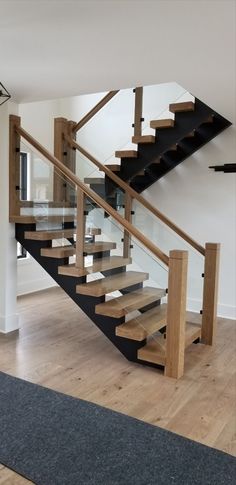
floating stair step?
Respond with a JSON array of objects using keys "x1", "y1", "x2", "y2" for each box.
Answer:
[
  {"x1": 116, "y1": 303, "x2": 167, "y2": 341},
  {"x1": 185, "y1": 322, "x2": 202, "y2": 347},
  {"x1": 76, "y1": 271, "x2": 149, "y2": 297},
  {"x1": 100, "y1": 164, "x2": 120, "y2": 172},
  {"x1": 84, "y1": 241, "x2": 116, "y2": 254},
  {"x1": 58, "y1": 256, "x2": 132, "y2": 277},
  {"x1": 138, "y1": 336, "x2": 166, "y2": 366},
  {"x1": 132, "y1": 135, "x2": 156, "y2": 144},
  {"x1": 87, "y1": 227, "x2": 101, "y2": 236},
  {"x1": 25, "y1": 228, "x2": 75, "y2": 241},
  {"x1": 169, "y1": 101, "x2": 195, "y2": 113},
  {"x1": 41, "y1": 241, "x2": 116, "y2": 258},
  {"x1": 41, "y1": 245, "x2": 75, "y2": 258},
  {"x1": 150, "y1": 119, "x2": 174, "y2": 129},
  {"x1": 25, "y1": 227, "x2": 101, "y2": 242},
  {"x1": 115, "y1": 150, "x2": 138, "y2": 159},
  {"x1": 137, "y1": 322, "x2": 202, "y2": 366},
  {"x1": 95, "y1": 287, "x2": 165, "y2": 318},
  {"x1": 84, "y1": 177, "x2": 104, "y2": 185},
  {"x1": 10, "y1": 215, "x2": 75, "y2": 224}
]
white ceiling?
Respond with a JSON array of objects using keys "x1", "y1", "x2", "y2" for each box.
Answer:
[{"x1": 1, "y1": 0, "x2": 235, "y2": 116}]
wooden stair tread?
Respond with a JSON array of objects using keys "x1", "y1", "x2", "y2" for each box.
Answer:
[
  {"x1": 10, "y1": 215, "x2": 75, "y2": 224},
  {"x1": 41, "y1": 241, "x2": 116, "y2": 258},
  {"x1": 116, "y1": 303, "x2": 167, "y2": 341},
  {"x1": 76, "y1": 271, "x2": 149, "y2": 297},
  {"x1": 132, "y1": 135, "x2": 156, "y2": 144},
  {"x1": 58, "y1": 256, "x2": 132, "y2": 277},
  {"x1": 25, "y1": 227, "x2": 101, "y2": 241},
  {"x1": 25, "y1": 228, "x2": 75, "y2": 241},
  {"x1": 84, "y1": 177, "x2": 104, "y2": 185},
  {"x1": 41, "y1": 245, "x2": 75, "y2": 258},
  {"x1": 150, "y1": 119, "x2": 174, "y2": 129},
  {"x1": 86, "y1": 227, "x2": 101, "y2": 235},
  {"x1": 169, "y1": 101, "x2": 195, "y2": 113},
  {"x1": 95, "y1": 287, "x2": 165, "y2": 318},
  {"x1": 100, "y1": 164, "x2": 120, "y2": 172},
  {"x1": 138, "y1": 335, "x2": 166, "y2": 366},
  {"x1": 115, "y1": 150, "x2": 138, "y2": 159},
  {"x1": 185, "y1": 322, "x2": 202, "y2": 347},
  {"x1": 138, "y1": 322, "x2": 201, "y2": 366}
]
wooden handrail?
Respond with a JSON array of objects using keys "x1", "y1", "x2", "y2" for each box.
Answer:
[
  {"x1": 73, "y1": 91, "x2": 119, "y2": 133},
  {"x1": 16, "y1": 125, "x2": 169, "y2": 266},
  {"x1": 65, "y1": 136, "x2": 205, "y2": 256}
]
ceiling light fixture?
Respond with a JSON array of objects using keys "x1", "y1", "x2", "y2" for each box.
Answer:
[{"x1": 0, "y1": 82, "x2": 11, "y2": 106}]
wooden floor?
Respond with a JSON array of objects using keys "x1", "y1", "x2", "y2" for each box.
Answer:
[{"x1": 0, "y1": 287, "x2": 235, "y2": 484}]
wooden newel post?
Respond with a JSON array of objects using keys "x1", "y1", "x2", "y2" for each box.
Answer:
[
  {"x1": 133, "y1": 87, "x2": 143, "y2": 138},
  {"x1": 53, "y1": 117, "x2": 68, "y2": 202},
  {"x1": 201, "y1": 243, "x2": 220, "y2": 345},
  {"x1": 123, "y1": 192, "x2": 133, "y2": 258},
  {"x1": 165, "y1": 250, "x2": 188, "y2": 379},
  {"x1": 9, "y1": 114, "x2": 21, "y2": 219}
]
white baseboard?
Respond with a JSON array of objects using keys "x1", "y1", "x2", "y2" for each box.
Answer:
[
  {"x1": 187, "y1": 298, "x2": 236, "y2": 320},
  {"x1": 0, "y1": 313, "x2": 19, "y2": 333},
  {"x1": 17, "y1": 278, "x2": 58, "y2": 297}
]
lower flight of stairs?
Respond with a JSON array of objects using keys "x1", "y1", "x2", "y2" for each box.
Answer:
[
  {"x1": 15, "y1": 222, "x2": 171, "y2": 369},
  {"x1": 16, "y1": 219, "x2": 203, "y2": 373}
]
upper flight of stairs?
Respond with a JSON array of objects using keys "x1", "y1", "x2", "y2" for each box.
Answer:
[{"x1": 84, "y1": 97, "x2": 231, "y2": 198}]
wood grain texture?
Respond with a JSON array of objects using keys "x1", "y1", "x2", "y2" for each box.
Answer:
[
  {"x1": 116, "y1": 303, "x2": 167, "y2": 341},
  {"x1": 41, "y1": 241, "x2": 117, "y2": 258},
  {"x1": 0, "y1": 287, "x2": 235, "y2": 483},
  {"x1": 95, "y1": 287, "x2": 165, "y2": 318},
  {"x1": 133, "y1": 87, "x2": 143, "y2": 137},
  {"x1": 53, "y1": 117, "x2": 68, "y2": 202},
  {"x1": 25, "y1": 228, "x2": 75, "y2": 241},
  {"x1": 84, "y1": 177, "x2": 104, "y2": 185},
  {"x1": 132, "y1": 135, "x2": 156, "y2": 144},
  {"x1": 76, "y1": 271, "x2": 149, "y2": 297},
  {"x1": 202, "y1": 243, "x2": 220, "y2": 345},
  {"x1": 58, "y1": 256, "x2": 132, "y2": 277},
  {"x1": 138, "y1": 322, "x2": 201, "y2": 365},
  {"x1": 169, "y1": 101, "x2": 195, "y2": 113},
  {"x1": 123, "y1": 192, "x2": 132, "y2": 258},
  {"x1": 115, "y1": 150, "x2": 138, "y2": 158},
  {"x1": 165, "y1": 250, "x2": 188, "y2": 379},
  {"x1": 150, "y1": 118, "x2": 175, "y2": 129}
]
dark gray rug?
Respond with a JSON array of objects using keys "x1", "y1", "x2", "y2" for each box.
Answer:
[{"x1": 0, "y1": 371, "x2": 235, "y2": 485}]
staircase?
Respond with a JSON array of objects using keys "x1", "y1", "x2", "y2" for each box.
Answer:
[{"x1": 9, "y1": 87, "x2": 225, "y2": 378}]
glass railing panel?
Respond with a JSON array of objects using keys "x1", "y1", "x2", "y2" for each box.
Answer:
[
  {"x1": 132, "y1": 199, "x2": 204, "y2": 311},
  {"x1": 85, "y1": 200, "x2": 168, "y2": 289},
  {"x1": 19, "y1": 141, "x2": 76, "y2": 229},
  {"x1": 76, "y1": 89, "x2": 134, "y2": 163}
]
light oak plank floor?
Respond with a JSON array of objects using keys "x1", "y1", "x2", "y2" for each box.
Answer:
[{"x1": 0, "y1": 287, "x2": 235, "y2": 484}]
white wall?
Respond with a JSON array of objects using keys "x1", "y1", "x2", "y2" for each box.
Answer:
[{"x1": 18, "y1": 81, "x2": 236, "y2": 318}]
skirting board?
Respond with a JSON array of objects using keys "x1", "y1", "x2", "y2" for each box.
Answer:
[
  {"x1": 17, "y1": 278, "x2": 58, "y2": 297},
  {"x1": 187, "y1": 298, "x2": 236, "y2": 320},
  {"x1": 0, "y1": 313, "x2": 19, "y2": 333}
]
